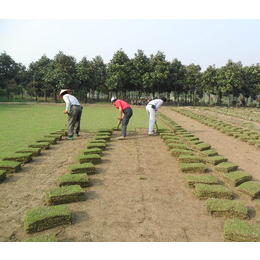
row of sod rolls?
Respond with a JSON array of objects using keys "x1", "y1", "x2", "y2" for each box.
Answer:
[
  {"x1": 174, "y1": 108, "x2": 260, "y2": 148},
  {"x1": 157, "y1": 112, "x2": 260, "y2": 242},
  {"x1": 0, "y1": 130, "x2": 67, "y2": 185},
  {"x1": 23, "y1": 128, "x2": 112, "y2": 242}
]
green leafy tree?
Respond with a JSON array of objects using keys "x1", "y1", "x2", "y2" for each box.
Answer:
[
  {"x1": 106, "y1": 49, "x2": 132, "y2": 98},
  {"x1": 185, "y1": 63, "x2": 201, "y2": 106},
  {"x1": 201, "y1": 65, "x2": 218, "y2": 106}
]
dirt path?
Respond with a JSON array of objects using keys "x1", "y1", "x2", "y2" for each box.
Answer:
[{"x1": 0, "y1": 123, "x2": 224, "y2": 242}]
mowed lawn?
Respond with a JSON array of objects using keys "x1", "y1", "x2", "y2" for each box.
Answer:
[{"x1": 0, "y1": 104, "x2": 166, "y2": 158}]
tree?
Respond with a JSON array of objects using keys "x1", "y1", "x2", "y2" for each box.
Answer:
[
  {"x1": 143, "y1": 51, "x2": 170, "y2": 97},
  {"x1": 131, "y1": 49, "x2": 150, "y2": 97},
  {"x1": 185, "y1": 63, "x2": 201, "y2": 106},
  {"x1": 166, "y1": 58, "x2": 186, "y2": 105},
  {"x1": 44, "y1": 51, "x2": 78, "y2": 102},
  {"x1": 106, "y1": 49, "x2": 132, "y2": 98},
  {"x1": 201, "y1": 65, "x2": 218, "y2": 106},
  {"x1": 221, "y1": 60, "x2": 243, "y2": 107}
]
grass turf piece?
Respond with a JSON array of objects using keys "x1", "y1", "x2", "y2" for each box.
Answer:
[
  {"x1": 28, "y1": 142, "x2": 50, "y2": 150},
  {"x1": 98, "y1": 128, "x2": 113, "y2": 133},
  {"x1": 0, "y1": 170, "x2": 7, "y2": 182},
  {"x1": 95, "y1": 132, "x2": 111, "y2": 136},
  {"x1": 223, "y1": 171, "x2": 252, "y2": 187},
  {"x1": 45, "y1": 185, "x2": 85, "y2": 205},
  {"x1": 179, "y1": 163, "x2": 208, "y2": 173},
  {"x1": 76, "y1": 154, "x2": 101, "y2": 164},
  {"x1": 57, "y1": 174, "x2": 90, "y2": 187},
  {"x1": 206, "y1": 198, "x2": 248, "y2": 219},
  {"x1": 185, "y1": 174, "x2": 219, "y2": 188},
  {"x1": 88, "y1": 140, "x2": 107, "y2": 144},
  {"x1": 215, "y1": 162, "x2": 239, "y2": 173},
  {"x1": 94, "y1": 135, "x2": 111, "y2": 142},
  {"x1": 223, "y1": 219, "x2": 260, "y2": 242},
  {"x1": 200, "y1": 150, "x2": 218, "y2": 157},
  {"x1": 178, "y1": 155, "x2": 203, "y2": 164},
  {"x1": 0, "y1": 160, "x2": 22, "y2": 173},
  {"x1": 237, "y1": 181, "x2": 260, "y2": 200},
  {"x1": 162, "y1": 136, "x2": 180, "y2": 141},
  {"x1": 80, "y1": 148, "x2": 103, "y2": 156},
  {"x1": 15, "y1": 147, "x2": 41, "y2": 156},
  {"x1": 205, "y1": 156, "x2": 228, "y2": 165},
  {"x1": 44, "y1": 135, "x2": 62, "y2": 141},
  {"x1": 171, "y1": 149, "x2": 194, "y2": 157},
  {"x1": 67, "y1": 163, "x2": 96, "y2": 174},
  {"x1": 2, "y1": 153, "x2": 33, "y2": 163},
  {"x1": 36, "y1": 138, "x2": 57, "y2": 145},
  {"x1": 194, "y1": 184, "x2": 233, "y2": 200},
  {"x1": 86, "y1": 143, "x2": 106, "y2": 150},
  {"x1": 192, "y1": 143, "x2": 211, "y2": 151},
  {"x1": 24, "y1": 205, "x2": 72, "y2": 233},
  {"x1": 167, "y1": 144, "x2": 188, "y2": 150},
  {"x1": 247, "y1": 139, "x2": 260, "y2": 145},
  {"x1": 25, "y1": 234, "x2": 57, "y2": 242},
  {"x1": 165, "y1": 139, "x2": 183, "y2": 144}
]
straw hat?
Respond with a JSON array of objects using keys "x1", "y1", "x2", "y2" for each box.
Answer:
[{"x1": 58, "y1": 89, "x2": 72, "y2": 99}]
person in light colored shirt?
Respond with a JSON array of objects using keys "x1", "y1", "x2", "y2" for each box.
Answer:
[
  {"x1": 146, "y1": 97, "x2": 166, "y2": 135},
  {"x1": 111, "y1": 97, "x2": 133, "y2": 140},
  {"x1": 58, "y1": 89, "x2": 83, "y2": 140}
]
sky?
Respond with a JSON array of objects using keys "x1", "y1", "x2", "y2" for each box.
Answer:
[{"x1": 1, "y1": 1, "x2": 260, "y2": 72}]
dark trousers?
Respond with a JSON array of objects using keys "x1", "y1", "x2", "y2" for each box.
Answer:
[
  {"x1": 121, "y1": 107, "x2": 133, "y2": 137},
  {"x1": 68, "y1": 105, "x2": 82, "y2": 137}
]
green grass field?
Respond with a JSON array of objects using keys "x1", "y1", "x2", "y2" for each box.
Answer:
[{"x1": 0, "y1": 104, "x2": 166, "y2": 158}]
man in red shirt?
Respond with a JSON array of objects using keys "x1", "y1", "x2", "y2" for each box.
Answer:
[{"x1": 111, "y1": 97, "x2": 133, "y2": 140}]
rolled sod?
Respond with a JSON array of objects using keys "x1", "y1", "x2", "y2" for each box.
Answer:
[
  {"x1": 24, "y1": 205, "x2": 72, "y2": 233},
  {"x1": 223, "y1": 171, "x2": 252, "y2": 187},
  {"x1": 0, "y1": 170, "x2": 7, "y2": 182},
  {"x1": 86, "y1": 143, "x2": 106, "y2": 150},
  {"x1": 88, "y1": 140, "x2": 107, "y2": 144},
  {"x1": 15, "y1": 147, "x2": 41, "y2": 156},
  {"x1": 95, "y1": 132, "x2": 111, "y2": 136},
  {"x1": 36, "y1": 138, "x2": 57, "y2": 145},
  {"x1": 171, "y1": 149, "x2": 194, "y2": 157},
  {"x1": 0, "y1": 160, "x2": 21, "y2": 173},
  {"x1": 98, "y1": 128, "x2": 113, "y2": 133},
  {"x1": 199, "y1": 150, "x2": 218, "y2": 157},
  {"x1": 25, "y1": 234, "x2": 57, "y2": 242},
  {"x1": 28, "y1": 142, "x2": 50, "y2": 150},
  {"x1": 215, "y1": 162, "x2": 239, "y2": 173},
  {"x1": 57, "y1": 174, "x2": 90, "y2": 187},
  {"x1": 76, "y1": 154, "x2": 101, "y2": 164},
  {"x1": 237, "y1": 181, "x2": 260, "y2": 200},
  {"x1": 194, "y1": 184, "x2": 233, "y2": 200},
  {"x1": 205, "y1": 156, "x2": 228, "y2": 165},
  {"x1": 223, "y1": 219, "x2": 260, "y2": 242},
  {"x1": 167, "y1": 144, "x2": 188, "y2": 150},
  {"x1": 206, "y1": 198, "x2": 248, "y2": 219},
  {"x1": 45, "y1": 185, "x2": 85, "y2": 205},
  {"x1": 67, "y1": 163, "x2": 96, "y2": 174},
  {"x1": 178, "y1": 155, "x2": 203, "y2": 164},
  {"x1": 3, "y1": 153, "x2": 33, "y2": 163},
  {"x1": 94, "y1": 135, "x2": 110, "y2": 142},
  {"x1": 179, "y1": 163, "x2": 208, "y2": 173},
  {"x1": 185, "y1": 174, "x2": 219, "y2": 188},
  {"x1": 80, "y1": 148, "x2": 103, "y2": 156},
  {"x1": 192, "y1": 143, "x2": 211, "y2": 151},
  {"x1": 44, "y1": 135, "x2": 62, "y2": 141}
]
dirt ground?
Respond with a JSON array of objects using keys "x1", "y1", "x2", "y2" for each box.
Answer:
[{"x1": 2, "y1": 106, "x2": 260, "y2": 242}]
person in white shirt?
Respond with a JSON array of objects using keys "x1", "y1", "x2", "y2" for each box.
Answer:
[
  {"x1": 146, "y1": 97, "x2": 166, "y2": 135},
  {"x1": 58, "y1": 89, "x2": 83, "y2": 140}
]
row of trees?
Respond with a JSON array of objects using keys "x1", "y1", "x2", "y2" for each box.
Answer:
[{"x1": 1, "y1": 49, "x2": 260, "y2": 106}]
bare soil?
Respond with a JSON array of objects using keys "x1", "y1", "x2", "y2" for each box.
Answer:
[{"x1": 2, "y1": 106, "x2": 260, "y2": 242}]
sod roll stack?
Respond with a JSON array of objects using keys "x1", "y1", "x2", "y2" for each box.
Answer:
[{"x1": 24, "y1": 205, "x2": 72, "y2": 233}]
